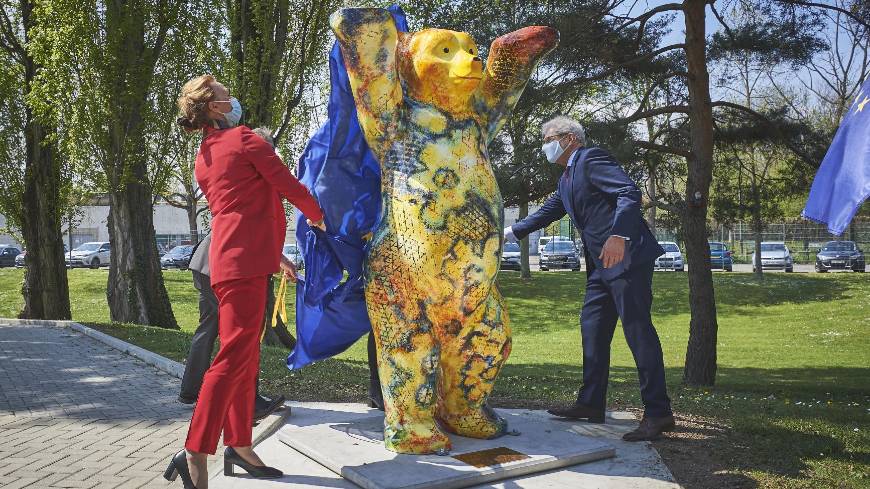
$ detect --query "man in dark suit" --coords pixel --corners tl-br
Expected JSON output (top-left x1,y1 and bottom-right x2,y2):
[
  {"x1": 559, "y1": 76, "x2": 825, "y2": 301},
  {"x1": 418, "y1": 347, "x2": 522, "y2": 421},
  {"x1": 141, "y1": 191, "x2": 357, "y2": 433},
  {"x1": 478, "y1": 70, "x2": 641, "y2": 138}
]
[
  {"x1": 505, "y1": 116, "x2": 674, "y2": 441},
  {"x1": 178, "y1": 232, "x2": 286, "y2": 421}
]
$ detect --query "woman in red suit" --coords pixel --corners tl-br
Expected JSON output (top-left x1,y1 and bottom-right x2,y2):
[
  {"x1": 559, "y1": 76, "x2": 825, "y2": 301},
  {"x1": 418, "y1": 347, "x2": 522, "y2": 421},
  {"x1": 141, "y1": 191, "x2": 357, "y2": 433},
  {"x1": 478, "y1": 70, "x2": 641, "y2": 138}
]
[{"x1": 164, "y1": 74, "x2": 325, "y2": 489}]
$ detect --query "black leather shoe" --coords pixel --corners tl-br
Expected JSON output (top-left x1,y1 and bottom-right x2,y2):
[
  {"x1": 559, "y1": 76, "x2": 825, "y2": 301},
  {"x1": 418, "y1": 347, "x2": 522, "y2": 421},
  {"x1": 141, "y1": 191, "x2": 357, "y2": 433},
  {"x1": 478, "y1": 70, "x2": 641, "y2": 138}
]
[
  {"x1": 163, "y1": 449, "x2": 198, "y2": 488},
  {"x1": 224, "y1": 447, "x2": 283, "y2": 479},
  {"x1": 547, "y1": 403, "x2": 606, "y2": 423},
  {"x1": 254, "y1": 395, "x2": 286, "y2": 422},
  {"x1": 622, "y1": 415, "x2": 676, "y2": 441}
]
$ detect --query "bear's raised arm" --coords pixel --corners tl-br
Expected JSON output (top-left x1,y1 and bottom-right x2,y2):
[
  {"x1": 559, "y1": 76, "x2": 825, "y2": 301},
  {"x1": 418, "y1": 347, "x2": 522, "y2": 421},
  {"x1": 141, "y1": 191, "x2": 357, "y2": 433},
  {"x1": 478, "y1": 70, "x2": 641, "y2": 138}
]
[
  {"x1": 330, "y1": 8, "x2": 403, "y2": 143},
  {"x1": 474, "y1": 26, "x2": 559, "y2": 142}
]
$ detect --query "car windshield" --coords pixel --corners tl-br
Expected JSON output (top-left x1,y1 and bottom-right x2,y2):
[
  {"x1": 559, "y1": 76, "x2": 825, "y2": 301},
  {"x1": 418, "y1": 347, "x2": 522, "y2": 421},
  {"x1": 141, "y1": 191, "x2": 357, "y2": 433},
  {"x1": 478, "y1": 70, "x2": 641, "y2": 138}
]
[
  {"x1": 503, "y1": 242, "x2": 520, "y2": 252},
  {"x1": 661, "y1": 243, "x2": 679, "y2": 252},
  {"x1": 761, "y1": 244, "x2": 786, "y2": 252},
  {"x1": 545, "y1": 241, "x2": 575, "y2": 252},
  {"x1": 822, "y1": 241, "x2": 855, "y2": 252},
  {"x1": 74, "y1": 243, "x2": 101, "y2": 252},
  {"x1": 709, "y1": 242, "x2": 725, "y2": 251},
  {"x1": 168, "y1": 245, "x2": 192, "y2": 255}
]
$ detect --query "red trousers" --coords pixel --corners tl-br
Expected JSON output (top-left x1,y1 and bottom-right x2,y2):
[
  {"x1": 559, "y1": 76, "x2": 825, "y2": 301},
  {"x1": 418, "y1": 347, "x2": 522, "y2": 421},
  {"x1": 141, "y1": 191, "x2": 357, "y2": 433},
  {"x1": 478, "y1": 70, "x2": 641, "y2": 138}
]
[{"x1": 185, "y1": 275, "x2": 267, "y2": 454}]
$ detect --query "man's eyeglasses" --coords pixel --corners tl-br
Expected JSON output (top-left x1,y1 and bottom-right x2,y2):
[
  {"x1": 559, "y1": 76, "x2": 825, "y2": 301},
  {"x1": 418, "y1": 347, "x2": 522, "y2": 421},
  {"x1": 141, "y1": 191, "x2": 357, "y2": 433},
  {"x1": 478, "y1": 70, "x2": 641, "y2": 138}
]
[{"x1": 543, "y1": 132, "x2": 571, "y2": 143}]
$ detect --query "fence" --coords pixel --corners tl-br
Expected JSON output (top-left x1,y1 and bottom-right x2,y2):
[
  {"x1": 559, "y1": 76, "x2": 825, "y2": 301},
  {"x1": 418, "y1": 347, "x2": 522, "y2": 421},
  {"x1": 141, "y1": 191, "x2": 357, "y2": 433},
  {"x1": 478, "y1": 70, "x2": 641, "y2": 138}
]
[
  {"x1": 539, "y1": 217, "x2": 870, "y2": 264},
  {"x1": 703, "y1": 221, "x2": 870, "y2": 264}
]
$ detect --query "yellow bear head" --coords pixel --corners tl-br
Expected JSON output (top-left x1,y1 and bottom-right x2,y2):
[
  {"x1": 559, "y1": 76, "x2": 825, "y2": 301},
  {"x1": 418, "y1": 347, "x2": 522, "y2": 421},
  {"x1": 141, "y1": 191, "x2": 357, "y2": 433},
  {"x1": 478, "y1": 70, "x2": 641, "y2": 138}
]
[{"x1": 397, "y1": 29, "x2": 483, "y2": 116}]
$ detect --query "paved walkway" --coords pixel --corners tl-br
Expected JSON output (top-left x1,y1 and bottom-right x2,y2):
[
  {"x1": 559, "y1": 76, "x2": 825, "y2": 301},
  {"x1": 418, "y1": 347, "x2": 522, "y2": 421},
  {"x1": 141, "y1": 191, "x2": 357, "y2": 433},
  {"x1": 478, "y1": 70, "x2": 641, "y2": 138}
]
[{"x1": 0, "y1": 322, "x2": 192, "y2": 488}]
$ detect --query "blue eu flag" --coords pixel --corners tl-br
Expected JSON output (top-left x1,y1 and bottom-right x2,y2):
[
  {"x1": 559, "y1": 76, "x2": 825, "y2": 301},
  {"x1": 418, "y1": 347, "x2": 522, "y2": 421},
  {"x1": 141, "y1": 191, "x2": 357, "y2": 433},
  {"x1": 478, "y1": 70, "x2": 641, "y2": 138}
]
[
  {"x1": 288, "y1": 6, "x2": 409, "y2": 370},
  {"x1": 802, "y1": 78, "x2": 870, "y2": 235}
]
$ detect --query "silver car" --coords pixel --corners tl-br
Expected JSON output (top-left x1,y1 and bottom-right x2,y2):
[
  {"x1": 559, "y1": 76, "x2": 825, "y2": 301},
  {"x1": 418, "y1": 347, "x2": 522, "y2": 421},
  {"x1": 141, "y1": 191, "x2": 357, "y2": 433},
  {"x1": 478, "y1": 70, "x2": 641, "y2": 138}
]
[
  {"x1": 752, "y1": 242, "x2": 793, "y2": 272},
  {"x1": 655, "y1": 241, "x2": 684, "y2": 271},
  {"x1": 66, "y1": 242, "x2": 111, "y2": 269}
]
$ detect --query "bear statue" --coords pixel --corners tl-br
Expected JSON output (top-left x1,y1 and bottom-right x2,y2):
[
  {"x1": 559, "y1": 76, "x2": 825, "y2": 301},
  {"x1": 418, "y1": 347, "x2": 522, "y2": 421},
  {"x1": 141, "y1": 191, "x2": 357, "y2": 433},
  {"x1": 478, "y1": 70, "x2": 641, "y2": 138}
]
[{"x1": 330, "y1": 8, "x2": 558, "y2": 455}]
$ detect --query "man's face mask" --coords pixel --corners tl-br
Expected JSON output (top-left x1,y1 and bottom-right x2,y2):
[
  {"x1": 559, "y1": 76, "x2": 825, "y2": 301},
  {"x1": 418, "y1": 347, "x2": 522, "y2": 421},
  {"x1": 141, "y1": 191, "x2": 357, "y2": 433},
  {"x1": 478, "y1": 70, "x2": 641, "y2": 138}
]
[{"x1": 542, "y1": 134, "x2": 569, "y2": 163}]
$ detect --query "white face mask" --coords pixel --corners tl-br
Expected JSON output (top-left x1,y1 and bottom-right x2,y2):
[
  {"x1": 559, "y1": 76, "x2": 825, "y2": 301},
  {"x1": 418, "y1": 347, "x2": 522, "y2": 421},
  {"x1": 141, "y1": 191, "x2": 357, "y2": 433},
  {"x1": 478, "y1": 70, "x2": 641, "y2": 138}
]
[
  {"x1": 223, "y1": 97, "x2": 243, "y2": 127},
  {"x1": 214, "y1": 97, "x2": 243, "y2": 128},
  {"x1": 542, "y1": 138, "x2": 566, "y2": 164}
]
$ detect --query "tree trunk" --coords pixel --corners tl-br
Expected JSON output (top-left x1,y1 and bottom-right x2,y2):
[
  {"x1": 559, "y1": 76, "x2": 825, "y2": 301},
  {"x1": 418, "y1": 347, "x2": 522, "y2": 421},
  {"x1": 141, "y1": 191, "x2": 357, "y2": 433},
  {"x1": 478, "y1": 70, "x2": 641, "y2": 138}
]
[
  {"x1": 20, "y1": 119, "x2": 70, "y2": 320},
  {"x1": 518, "y1": 200, "x2": 531, "y2": 279},
  {"x1": 753, "y1": 212, "x2": 763, "y2": 280},
  {"x1": 17, "y1": 0, "x2": 70, "y2": 320},
  {"x1": 646, "y1": 167, "x2": 657, "y2": 231},
  {"x1": 106, "y1": 164, "x2": 178, "y2": 329},
  {"x1": 187, "y1": 197, "x2": 199, "y2": 244},
  {"x1": 102, "y1": 0, "x2": 176, "y2": 330},
  {"x1": 681, "y1": 0, "x2": 718, "y2": 387}
]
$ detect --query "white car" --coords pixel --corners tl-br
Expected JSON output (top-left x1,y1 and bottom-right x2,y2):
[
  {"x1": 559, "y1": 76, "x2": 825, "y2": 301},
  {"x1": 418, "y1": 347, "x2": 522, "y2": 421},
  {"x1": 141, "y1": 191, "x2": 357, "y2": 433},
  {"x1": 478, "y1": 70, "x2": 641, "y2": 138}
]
[
  {"x1": 66, "y1": 242, "x2": 111, "y2": 269},
  {"x1": 655, "y1": 242, "x2": 684, "y2": 271},
  {"x1": 752, "y1": 242, "x2": 793, "y2": 272},
  {"x1": 282, "y1": 243, "x2": 304, "y2": 270},
  {"x1": 537, "y1": 235, "x2": 572, "y2": 255}
]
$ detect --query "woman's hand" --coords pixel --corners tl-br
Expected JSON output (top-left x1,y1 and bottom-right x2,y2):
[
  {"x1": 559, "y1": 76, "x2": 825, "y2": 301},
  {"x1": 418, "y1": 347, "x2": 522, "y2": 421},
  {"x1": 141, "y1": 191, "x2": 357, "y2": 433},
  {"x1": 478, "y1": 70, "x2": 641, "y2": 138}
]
[
  {"x1": 280, "y1": 255, "x2": 298, "y2": 283},
  {"x1": 307, "y1": 218, "x2": 326, "y2": 231}
]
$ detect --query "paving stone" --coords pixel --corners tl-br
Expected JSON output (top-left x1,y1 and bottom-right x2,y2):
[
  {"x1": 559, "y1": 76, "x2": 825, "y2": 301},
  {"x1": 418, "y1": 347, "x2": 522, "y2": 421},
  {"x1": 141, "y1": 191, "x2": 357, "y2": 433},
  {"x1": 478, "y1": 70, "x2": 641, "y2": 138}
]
[{"x1": 0, "y1": 323, "x2": 189, "y2": 487}]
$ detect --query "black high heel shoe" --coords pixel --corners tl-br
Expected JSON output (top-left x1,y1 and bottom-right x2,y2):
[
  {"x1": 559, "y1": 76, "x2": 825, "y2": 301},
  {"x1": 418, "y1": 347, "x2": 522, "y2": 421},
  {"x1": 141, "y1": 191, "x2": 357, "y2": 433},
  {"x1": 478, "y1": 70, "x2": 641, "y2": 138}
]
[
  {"x1": 224, "y1": 447, "x2": 283, "y2": 479},
  {"x1": 163, "y1": 449, "x2": 199, "y2": 489}
]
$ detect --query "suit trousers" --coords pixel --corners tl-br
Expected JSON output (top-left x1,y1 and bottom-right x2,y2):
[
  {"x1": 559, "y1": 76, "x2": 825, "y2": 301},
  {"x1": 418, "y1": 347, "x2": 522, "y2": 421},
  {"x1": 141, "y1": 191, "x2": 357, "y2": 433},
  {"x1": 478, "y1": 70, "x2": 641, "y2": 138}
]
[
  {"x1": 577, "y1": 261, "x2": 672, "y2": 417},
  {"x1": 185, "y1": 275, "x2": 268, "y2": 454},
  {"x1": 179, "y1": 270, "x2": 220, "y2": 401}
]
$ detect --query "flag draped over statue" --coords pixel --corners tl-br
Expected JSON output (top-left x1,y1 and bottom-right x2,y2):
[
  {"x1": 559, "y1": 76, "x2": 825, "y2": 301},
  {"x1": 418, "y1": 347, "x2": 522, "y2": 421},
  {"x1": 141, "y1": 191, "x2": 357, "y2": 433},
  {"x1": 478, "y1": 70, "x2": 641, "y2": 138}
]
[
  {"x1": 802, "y1": 78, "x2": 870, "y2": 235},
  {"x1": 288, "y1": 6, "x2": 409, "y2": 370}
]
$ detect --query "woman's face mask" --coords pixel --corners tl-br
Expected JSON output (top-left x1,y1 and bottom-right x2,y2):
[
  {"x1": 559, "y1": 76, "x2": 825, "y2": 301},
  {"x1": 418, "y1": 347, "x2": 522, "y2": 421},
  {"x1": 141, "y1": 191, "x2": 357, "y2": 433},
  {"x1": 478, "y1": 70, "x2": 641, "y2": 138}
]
[{"x1": 214, "y1": 97, "x2": 243, "y2": 128}]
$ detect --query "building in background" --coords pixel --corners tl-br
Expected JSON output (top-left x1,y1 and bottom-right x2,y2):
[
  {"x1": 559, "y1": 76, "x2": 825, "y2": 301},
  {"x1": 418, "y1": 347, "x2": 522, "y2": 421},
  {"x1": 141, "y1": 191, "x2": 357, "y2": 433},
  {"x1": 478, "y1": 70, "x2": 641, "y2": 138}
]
[{"x1": 1, "y1": 197, "x2": 301, "y2": 254}]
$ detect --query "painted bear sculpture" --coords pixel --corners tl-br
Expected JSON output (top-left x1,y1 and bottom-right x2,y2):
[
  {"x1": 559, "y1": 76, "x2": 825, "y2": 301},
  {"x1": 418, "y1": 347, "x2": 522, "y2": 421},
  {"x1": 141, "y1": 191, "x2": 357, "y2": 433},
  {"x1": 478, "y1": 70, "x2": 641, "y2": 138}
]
[{"x1": 331, "y1": 8, "x2": 558, "y2": 455}]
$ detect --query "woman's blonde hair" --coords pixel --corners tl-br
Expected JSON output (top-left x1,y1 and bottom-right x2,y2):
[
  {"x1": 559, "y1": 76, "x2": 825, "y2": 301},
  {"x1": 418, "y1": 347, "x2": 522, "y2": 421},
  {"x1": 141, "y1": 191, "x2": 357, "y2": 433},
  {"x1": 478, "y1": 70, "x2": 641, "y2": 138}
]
[{"x1": 177, "y1": 74, "x2": 217, "y2": 131}]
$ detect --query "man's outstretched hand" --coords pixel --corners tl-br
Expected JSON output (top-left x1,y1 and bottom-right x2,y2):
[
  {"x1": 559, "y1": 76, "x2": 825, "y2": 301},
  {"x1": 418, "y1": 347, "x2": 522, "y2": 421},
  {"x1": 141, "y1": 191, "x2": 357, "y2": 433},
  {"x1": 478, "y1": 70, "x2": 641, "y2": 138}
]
[{"x1": 599, "y1": 235, "x2": 626, "y2": 268}]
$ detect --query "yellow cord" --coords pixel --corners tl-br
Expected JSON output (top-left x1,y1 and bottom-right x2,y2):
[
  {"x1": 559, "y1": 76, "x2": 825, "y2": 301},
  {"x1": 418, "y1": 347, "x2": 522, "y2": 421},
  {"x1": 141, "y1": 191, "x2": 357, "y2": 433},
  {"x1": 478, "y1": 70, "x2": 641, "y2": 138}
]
[{"x1": 261, "y1": 274, "x2": 288, "y2": 343}]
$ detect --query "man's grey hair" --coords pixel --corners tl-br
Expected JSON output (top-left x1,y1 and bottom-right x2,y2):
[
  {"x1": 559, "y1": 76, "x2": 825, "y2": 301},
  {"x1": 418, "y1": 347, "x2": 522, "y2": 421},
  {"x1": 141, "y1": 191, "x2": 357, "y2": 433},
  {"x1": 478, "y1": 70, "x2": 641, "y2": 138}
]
[
  {"x1": 541, "y1": 116, "x2": 586, "y2": 146},
  {"x1": 252, "y1": 127, "x2": 275, "y2": 148}
]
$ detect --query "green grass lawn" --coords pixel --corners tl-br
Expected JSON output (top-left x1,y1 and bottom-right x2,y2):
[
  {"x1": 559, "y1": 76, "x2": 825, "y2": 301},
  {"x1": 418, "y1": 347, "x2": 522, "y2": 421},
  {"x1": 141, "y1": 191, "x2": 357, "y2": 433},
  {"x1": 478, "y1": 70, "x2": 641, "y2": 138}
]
[{"x1": 0, "y1": 267, "x2": 867, "y2": 488}]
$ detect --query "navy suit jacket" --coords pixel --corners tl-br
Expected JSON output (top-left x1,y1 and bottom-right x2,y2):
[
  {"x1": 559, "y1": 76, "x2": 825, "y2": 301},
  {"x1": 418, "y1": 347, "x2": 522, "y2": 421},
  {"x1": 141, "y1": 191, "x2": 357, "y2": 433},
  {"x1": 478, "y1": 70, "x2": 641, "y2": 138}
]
[{"x1": 512, "y1": 147, "x2": 664, "y2": 280}]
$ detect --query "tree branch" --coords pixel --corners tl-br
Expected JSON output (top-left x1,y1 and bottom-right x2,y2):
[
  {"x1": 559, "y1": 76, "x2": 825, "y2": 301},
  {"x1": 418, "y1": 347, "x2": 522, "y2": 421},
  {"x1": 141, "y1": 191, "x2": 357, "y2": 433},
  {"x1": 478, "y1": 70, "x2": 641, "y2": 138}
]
[
  {"x1": 711, "y1": 101, "x2": 816, "y2": 166},
  {"x1": 635, "y1": 140, "x2": 692, "y2": 159}
]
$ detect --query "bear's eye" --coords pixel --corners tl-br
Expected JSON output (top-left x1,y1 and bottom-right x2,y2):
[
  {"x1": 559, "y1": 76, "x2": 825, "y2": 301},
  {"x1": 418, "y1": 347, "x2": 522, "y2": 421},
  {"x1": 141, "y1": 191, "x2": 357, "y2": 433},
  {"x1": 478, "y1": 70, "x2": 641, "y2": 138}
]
[
  {"x1": 443, "y1": 47, "x2": 450, "y2": 54},
  {"x1": 469, "y1": 49, "x2": 474, "y2": 54}
]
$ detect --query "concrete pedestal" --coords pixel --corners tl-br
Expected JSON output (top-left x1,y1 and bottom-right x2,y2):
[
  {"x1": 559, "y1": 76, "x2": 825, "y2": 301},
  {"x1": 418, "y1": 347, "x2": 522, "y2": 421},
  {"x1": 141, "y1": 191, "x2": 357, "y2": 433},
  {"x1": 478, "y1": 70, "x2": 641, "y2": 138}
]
[{"x1": 276, "y1": 404, "x2": 615, "y2": 489}]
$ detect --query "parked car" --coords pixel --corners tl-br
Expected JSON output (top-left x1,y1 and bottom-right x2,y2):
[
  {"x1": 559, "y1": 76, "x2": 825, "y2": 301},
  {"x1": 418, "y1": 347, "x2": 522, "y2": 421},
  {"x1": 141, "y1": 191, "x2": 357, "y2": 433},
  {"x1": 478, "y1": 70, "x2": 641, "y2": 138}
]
[
  {"x1": 537, "y1": 235, "x2": 572, "y2": 255},
  {"x1": 655, "y1": 242, "x2": 685, "y2": 271},
  {"x1": 816, "y1": 240, "x2": 865, "y2": 272},
  {"x1": 708, "y1": 241, "x2": 733, "y2": 271},
  {"x1": 500, "y1": 242, "x2": 522, "y2": 271},
  {"x1": 66, "y1": 242, "x2": 111, "y2": 269},
  {"x1": 540, "y1": 240, "x2": 581, "y2": 271},
  {"x1": 15, "y1": 244, "x2": 68, "y2": 268},
  {"x1": 161, "y1": 245, "x2": 194, "y2": 269},
  {"x1": 0, "y1": 245, "x2": 22, "y2": 267},
  {"x1": 282, "y1": 243, "x2": 305, "y2": 270},
  {"x1": 751, "y1": 242, "x2": 793, "y2": 272}
]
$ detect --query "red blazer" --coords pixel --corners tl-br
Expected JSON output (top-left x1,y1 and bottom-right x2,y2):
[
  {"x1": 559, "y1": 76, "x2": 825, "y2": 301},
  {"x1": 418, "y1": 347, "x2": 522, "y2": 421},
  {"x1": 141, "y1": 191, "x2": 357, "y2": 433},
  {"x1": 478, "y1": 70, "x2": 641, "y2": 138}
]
[{"x1": 195, "y1": 125, "x2": 323, "y2": 285}]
